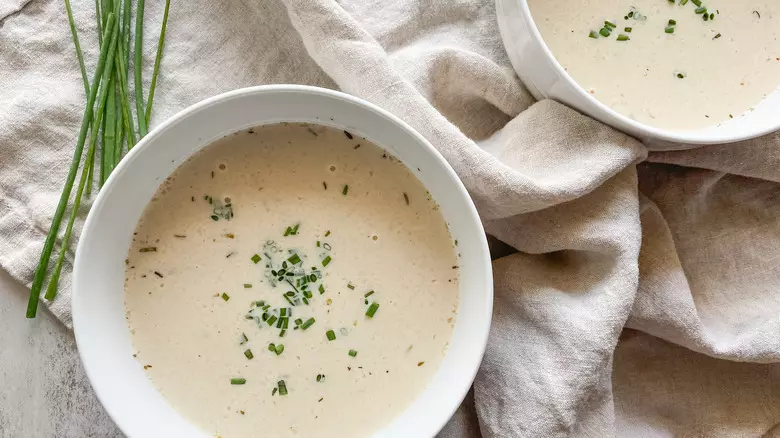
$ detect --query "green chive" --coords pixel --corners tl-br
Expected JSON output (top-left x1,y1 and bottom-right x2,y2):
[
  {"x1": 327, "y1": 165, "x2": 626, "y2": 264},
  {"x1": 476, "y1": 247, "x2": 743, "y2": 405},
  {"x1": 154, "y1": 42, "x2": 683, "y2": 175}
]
[
  {"x1": 589, "y1": 30, "x2": 599, "y2": 39},
  {"x1": 145, "y1": 0, "x2": 170, "y2": 125},
  {"x1": 272, "y1": 387, "x2": 278, "y2": 396},
  {"x1": 316, "y1": 374, "x2": 324, "y2": 382},
  {"x1": 617, "y1": 34, "x2": 629, "y2": 41},
  {"x1": 267, "y1": 315, "x2": 278, "y2": 326},
  {"x1": 326, "y1": 330, "x2": 336, "y2": 341},
  {"x1": 342, "y1": 185, "x2": 349, "y2": 195},
  {"x1": 599, "y1": 28, "x2": 610, "y2": 37},
  {"x1": 287, "y1": 254, "x2": 301, "y2": 265},
  {"x1": 347, "y1": 283, "x2": 355, "y2": 290},
  {"x1": 680, "y1": 0, "x2": 689, "y2": 4},
  {"x1": 322, "y1": 255, "x2": 332, "y2": 267},
  {"x1": 668, "y1": 19, "x2": 677, "y2": 25},
  {"x1": 231, "y1": 378, "x2": 246, "y2": 385},
  {"x1": 604, "y1": 20, "x2": 616, "y2": 29},
  {"x1": 244, "y1": 349, "x2": 254, "y2": 360},
  {"x1": 221, "y1": 293, "x2": 230, "y2": 301},
  {"x1": 624, "y1": 27, "x2": 632, "y2": 32},
  {"x1": 364, "y1": 290, "x2": 375, "y2": 297},
  {"x1": 134, "y1": 0, "x2": 148, "y2": 137},
  {"x1": 665, "y1": 26, "x2": 675, "y2": 33},
  {"x1": 243, "y1": 283, "x2": 252, "y2": 288},
  {"x1": 301, "y1": 318, "x2": 315, "y2": 330},
  {"x1": 348, "y1": 349, "x2": 358, "y2": 357},
  {"x1": 319, "y1": 284, "x2": 325, "y2": 294},
  {"x1": 692, "y1": 0, "x2": 701, "y2": 6},
  {"x1": 251, "y1": 254, "x2": 261, "y2": 264},
  {"x1": 366, "y1": 302, "x2": 380, "y2": 318},
  {"x1": 240, "y1": 333, "x2": 248, "y2": 344},
  {"x1": 275, "y1": 344, "x2": 284, "y2": 355},
  {"x1": 695, "y1": 6, "x2": 706, "y2": 14},
  {"x1": 676, "y1": 72, "x2": 686, "y2": 78},
  {"x1": 278, "y1": 380, "x2": 288, "y2": 395}
]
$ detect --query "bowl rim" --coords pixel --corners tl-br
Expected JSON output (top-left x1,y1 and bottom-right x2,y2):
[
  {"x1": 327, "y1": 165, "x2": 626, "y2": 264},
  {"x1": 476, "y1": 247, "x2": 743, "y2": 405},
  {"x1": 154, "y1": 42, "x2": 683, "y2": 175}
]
[
  {"x1": 513, "y1": 0, "x2": 780, "y2": 145},
  {"x1": 72, "y1": 84, "x2": 493, "y2": 437}
]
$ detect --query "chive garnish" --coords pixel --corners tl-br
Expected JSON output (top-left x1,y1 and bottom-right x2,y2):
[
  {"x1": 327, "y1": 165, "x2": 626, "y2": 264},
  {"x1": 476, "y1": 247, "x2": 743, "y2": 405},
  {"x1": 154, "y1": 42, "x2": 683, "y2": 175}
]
[
  {"x1": 325, "y1": 230, "x2": 331, "y2": 237},
  {"x1": 319, "y1": 284, "x2": 325, "y2": 294},
  {"x1": 326, "y1": 330, "x2": 336, "y2": 341},
  {"x1": 272, "y1": 387, "x2": 278, "y2": 396},
  {"x1": 231, "y1": 378, "x2": 246, "y2": 385},
  {"x1": 342, "y1": 185, "x2": 349, "y2": 195},
  {"x1": 348, "y1": 349, "x2": 358, "y2": 357},
  {"x1": 604, "y1": 20, "x2": 616, "y2": 29},
  {"x1": 221, "y1": 293, "x2": 230, "y2": 301},
  {"x1": 617, "y1": 34, "x2": 629, "y2": 41},
  {"x1": 316, "y1": 374, "x2": 325, "y2": 382},
  {"x1": 322, "y1": 255, "x2": 332, "y2": 267},
  {"x1": 624, "y1": 27, "x2": 632, "y2": 32},
  {"x1": 695, "y1": 6, "x2": 706, "y2": 14},
  {"x1": 680, "y1": 0, "x2": 689, "y2": 4},
  {"x1": 676, "y1": 72, "x2": 686, "y2": 79},
  {"x1": 599, "y1": 28, "x2": 611, "y2": 37},
  {"x1": 665, "y1": 26, "x2": 675, "y2": 33},
  {"x1": 139, "y1": 247, "x2": 157, "y2": 252},
  {"x1": 278, "y1": 380, "x2": 288, "y2": 395},
  {"x1": 692, "y1": 0, "x2": 701, "y2": 6},
  {"x1": 589, "y1": 30, "x2": 599, "y2": 39},
  {"x1": 301, "y1": 317, "x2": 315, "y2": 330},
  {"x1": 266, "y1": 315, "x2": 278, "y2": 326},
  {"x1": 366, "y1": 302, "x2": 380, "y2": 318},
  {"x1": 347, "y1": 283, "x2": 355, "y2": 290},
  {"x1": 668, "y1": 19, "x2": 676, "y2": 25},
  {"x1": 364, "y1": 290, "x2": 375, "y2": 298},
  {"x1": 240, "y1": 333, "x2": 248, "y2": 345},
  {"x1": 243, "y1": 283, "x2": 252, "y2": 288},
  {"x1": 244, "y1": 349, "x2": 254, "y2": 360},
  {"x1": 287, "y1": 254, "x2": 301, "y2": 265},
  {"x1": 251, "y1": 254, "x2": 261, "y2": 264}
]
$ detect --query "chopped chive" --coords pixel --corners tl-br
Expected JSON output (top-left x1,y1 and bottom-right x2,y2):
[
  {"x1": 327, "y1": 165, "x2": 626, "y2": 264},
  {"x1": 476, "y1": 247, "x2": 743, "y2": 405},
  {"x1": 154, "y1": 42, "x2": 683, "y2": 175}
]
[
  {"x1": 221, "y1": 293, "x2": 230, "y2": 301},
  {"x1": 695, "y1": 6, "x2": 706, "y2": 14},
  {"x1": 278, "y1": 380, "x2": 288, "y2": 396},
  {"x1": 326, "y1": 330, "x2": 336, "y2": 341},
  {"x1": 301, "y1": 318, "x2": 315, "y2": 330},
  {"x1": 347, "y1": 283, "x2": 355, "y2": 290},
  {"x1": 348, "y1": 349, "x2": 358, "y2": 357},
  {"x1": 266, "y1": 315, "x2": 278, "y2": 326},
  {"x1": 342, "y1": 185, "x2": 349, "y2": 195},
  {"x1": 240, "y1": 333, "x2": 248, "y2": 344},
  {"x1": 272, "y1": 387, "x2": 278, "y2": 396},
  {"x1": 680, "y1": 0, "x2": 689, "y2": 4},
  {"x1": 275, "y1": 344, "x2": 284, "y2": 355},
  {"x1": 139, "y1": 247, "x2": 157, "y2": 252},
  {"x1": 231, "y1": 378, "x2": 246, "y2": 385},
  {"x1": 316, "y1": 374, "x2": 325, "y2": 382},
  {"x1": 279, "y1": 329, "x2": 286, "y2": 337},
  {"x1": 316, "y1": 240, "x2": 321, "y2": 247},
  {"x1": 324, "y1": 230, "x2": 331, "y2": 237},
  {"x1": 676, "y1": 72, "x2": 686, "y2": 78},
  {"x1": 617, "y1": 34, "x2": 629, "y2": 41},
  {"x1": 692, "y1": 0, "x2": 701, "y2": 6},
  {"x1": 665, "y1": 26, "x2": 675, "y2": 33},
  {"x1": 244, "y1": 349, "x2": 254, "y2": 360},
  {"x1": 703, "y1": 12, "x2": 709, "y2": 21},
  {"x1": 294, "y1": 318, "x2": 303, "y2": 326},
  {"x1": 243, "y1": 283, "x2": 252, "y2": 288},
  {"x1": 589, "y1": 30, "x2": 599, "y2": 39},
  {"x1": 322, "y1": 255, "x2": 332, "y2": 267},
  {"x1": 668, "y1": 19, "x2": 677, "y2": 25},
  {"x1": 251, "y1": 254, "x2": 261, "y2": 264},
  {"x1": 624, "y1": 27, "x2": 632, "y2": 32},
  {"x1": 287, "y1": 254, "x2": 301, "y2": 265},
  {"x1": 604, "y1": 20, "x2": 616, "y2": 29},
  {"x1": 319, "y1": 284, "x2": 326, "y2": 295},
  {"x1": 366, "y1": 302, "x2": 380, "y2": 318},
  {"x1": 599, "y1": 28, "x2": 611, "y2": 37}
]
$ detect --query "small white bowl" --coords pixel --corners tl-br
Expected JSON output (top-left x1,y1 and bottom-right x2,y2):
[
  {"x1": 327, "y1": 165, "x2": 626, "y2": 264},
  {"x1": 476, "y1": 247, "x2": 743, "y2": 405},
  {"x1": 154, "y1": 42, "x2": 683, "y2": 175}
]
[
  {"x1": 496, "y1": 0, "x2": 780, "y2": 148},
  {"x1": 72, "y1": 85, "x2": 493, "y2": 438}
]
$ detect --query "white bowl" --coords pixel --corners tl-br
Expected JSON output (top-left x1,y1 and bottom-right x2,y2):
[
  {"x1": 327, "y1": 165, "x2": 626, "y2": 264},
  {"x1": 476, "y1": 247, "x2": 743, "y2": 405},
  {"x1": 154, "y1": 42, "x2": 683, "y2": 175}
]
[
  {"x1": 72, "y1": 85, "x2": 493, "y2": 438},
  {"x1": 496, "y1": 0, "x2": 780, "y2": 148}
]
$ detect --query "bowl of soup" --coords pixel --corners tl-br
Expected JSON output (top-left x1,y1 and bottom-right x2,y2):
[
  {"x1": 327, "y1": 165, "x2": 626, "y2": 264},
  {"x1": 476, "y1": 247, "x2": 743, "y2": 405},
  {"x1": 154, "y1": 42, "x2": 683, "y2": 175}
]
[
  {"x1": 496, "y1": 0, "x2": 780, "y2": 147},
  {"x1": 72, "y1": 85, "x2": 492, "y2": 438}
]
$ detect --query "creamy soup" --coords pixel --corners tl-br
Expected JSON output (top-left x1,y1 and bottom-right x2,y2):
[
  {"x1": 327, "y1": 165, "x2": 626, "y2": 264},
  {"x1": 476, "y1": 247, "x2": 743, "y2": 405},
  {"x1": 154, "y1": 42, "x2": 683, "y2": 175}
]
[
  {"x1": 529, "y1": 0, "x2": 780, "y2": 130},
  {"x1": 125, "y1": 123, "x2": 459, "y2": 438}
]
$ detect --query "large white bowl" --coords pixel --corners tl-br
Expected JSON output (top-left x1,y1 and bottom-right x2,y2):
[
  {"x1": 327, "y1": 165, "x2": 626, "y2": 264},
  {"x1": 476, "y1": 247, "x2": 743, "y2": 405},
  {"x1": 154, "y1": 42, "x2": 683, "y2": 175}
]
[
  {"x1": 496, "y1": 0, "x2": 780, "y2": 148},
  {"x1": 72, "y1": 85, "x2": 493, "y2": 438}
]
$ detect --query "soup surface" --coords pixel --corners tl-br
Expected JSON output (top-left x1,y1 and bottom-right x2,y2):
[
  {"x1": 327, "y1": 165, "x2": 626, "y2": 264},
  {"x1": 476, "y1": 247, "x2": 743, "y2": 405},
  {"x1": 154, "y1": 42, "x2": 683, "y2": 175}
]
[
  {"x1": 125, "y1": 123, "x2": 459, "y2": 438},
  {"x1": 529, "y1": 0, "x2": 780, "y2": 130}
]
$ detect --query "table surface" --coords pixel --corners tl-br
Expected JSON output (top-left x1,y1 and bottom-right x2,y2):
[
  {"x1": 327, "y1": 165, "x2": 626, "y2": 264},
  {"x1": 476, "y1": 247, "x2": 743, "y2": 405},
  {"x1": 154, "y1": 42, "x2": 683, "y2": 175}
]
[{"x1": 0, "y1": 269, "x2": 121, "y2": 438}]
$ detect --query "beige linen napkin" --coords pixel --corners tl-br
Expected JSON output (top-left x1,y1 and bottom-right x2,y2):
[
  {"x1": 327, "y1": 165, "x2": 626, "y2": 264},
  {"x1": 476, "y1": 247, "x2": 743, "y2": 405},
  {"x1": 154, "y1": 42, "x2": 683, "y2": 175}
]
[{"x1": 1, "y1": 0, "x2": 778, "y2": 436}]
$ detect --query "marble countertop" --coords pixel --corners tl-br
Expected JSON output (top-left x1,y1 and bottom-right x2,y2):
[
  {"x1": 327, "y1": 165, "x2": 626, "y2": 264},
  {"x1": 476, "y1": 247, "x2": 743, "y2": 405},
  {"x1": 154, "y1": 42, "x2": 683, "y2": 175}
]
[{"x1": 0, "y1": 270, "x2": 121, "y2": 437}]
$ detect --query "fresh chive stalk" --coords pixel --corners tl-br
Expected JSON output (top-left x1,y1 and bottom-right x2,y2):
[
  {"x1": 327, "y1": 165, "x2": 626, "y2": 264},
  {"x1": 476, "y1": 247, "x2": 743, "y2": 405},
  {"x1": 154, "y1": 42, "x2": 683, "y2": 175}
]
[{"x1": 145, "y1": 0, "x2": 170, "y2": 125}]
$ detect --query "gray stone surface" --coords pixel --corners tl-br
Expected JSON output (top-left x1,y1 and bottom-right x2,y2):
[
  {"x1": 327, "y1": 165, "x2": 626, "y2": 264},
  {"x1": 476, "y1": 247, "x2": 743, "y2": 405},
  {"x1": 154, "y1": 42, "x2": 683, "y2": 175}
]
[{"x1": 0, "y1": 269, "x2": 121, "y2": 438}]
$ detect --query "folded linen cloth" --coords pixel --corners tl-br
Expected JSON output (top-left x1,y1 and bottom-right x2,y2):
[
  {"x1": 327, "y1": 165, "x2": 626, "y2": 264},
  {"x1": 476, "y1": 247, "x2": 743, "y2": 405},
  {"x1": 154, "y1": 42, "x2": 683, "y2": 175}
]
[{"x1": 0, "y1": 0, "x2": 778, "y2": 436}]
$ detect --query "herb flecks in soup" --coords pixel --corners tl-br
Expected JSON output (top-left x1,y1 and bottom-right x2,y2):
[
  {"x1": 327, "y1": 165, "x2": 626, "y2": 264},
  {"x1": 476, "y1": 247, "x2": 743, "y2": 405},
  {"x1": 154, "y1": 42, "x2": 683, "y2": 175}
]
[
  {"x1": 529, "y1": 0, "x2": 780, "y2": 130},
  {"x1": 125, "y1": 123, "x2": 459, "y2": 438}
]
